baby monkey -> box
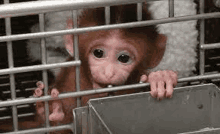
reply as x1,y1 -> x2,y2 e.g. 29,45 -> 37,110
34,4 -> 177,133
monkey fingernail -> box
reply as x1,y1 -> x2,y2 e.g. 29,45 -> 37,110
140,75 -> 148,82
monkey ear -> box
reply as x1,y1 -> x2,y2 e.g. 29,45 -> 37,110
64,34 -> 74,57
148,34 -> 167,68
64,18 -> 74,57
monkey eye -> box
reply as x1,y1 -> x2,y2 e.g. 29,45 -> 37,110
93,48 -> 105,58
117,52 -> 133,64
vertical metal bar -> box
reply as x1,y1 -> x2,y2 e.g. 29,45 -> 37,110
72,10 -> 81,107
73,109 -> 77,134
4,0 -> 18,131
200,0 -> 205,76
82,112 -> 87,134
39,14 -> 50,132
169,0 -> 174,17
105,6 -> 110,24
137,3 -> 142,21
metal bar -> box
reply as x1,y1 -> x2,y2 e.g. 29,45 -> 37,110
0,0 -> 153,18
0,60 -> 80,76
4,0 -> 18,132
39,13 -> 50,132
72,10 -> 81,107
0,113 -> 35,120
4,124 -> 73,134
137,3 -> 142,21
169,0 -> 174,17
73,109 -> 77,134
1,73 -> 220,107
105,6 -> 110,24
199,0 -> 205,76
201,43 -> 220,49
1,12 -> 220,43
82,112 -> 88,134
179,127 -> 220,134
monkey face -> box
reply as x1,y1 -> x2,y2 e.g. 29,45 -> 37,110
88,34 -> 139,87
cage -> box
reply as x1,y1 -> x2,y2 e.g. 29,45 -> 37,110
0,0 -> 220,134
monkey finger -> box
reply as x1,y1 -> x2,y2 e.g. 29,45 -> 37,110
139,74 -> 148,83
51,88 -> 59,98
157,81 -> 166,100
150,81 -> 157,98
36,81 -> 44,89
34,88 -> 43,97
168,70 -> 178,86
164,71 -> 176,98
165,81 -> 174,98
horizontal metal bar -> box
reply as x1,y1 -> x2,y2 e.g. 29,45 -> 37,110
179,127 -> 220,134
1,12 -> 220,43
1,73 -> 220,107
0,60 -> 80,75
0,0 -> 149,18
5,124 -> 73,134
0,113 -> 35,120
177,73 -> 220,83
201,43 -> 220,49
0,83 -> 148,107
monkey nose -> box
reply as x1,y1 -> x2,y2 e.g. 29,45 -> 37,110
104,64 -> 115,79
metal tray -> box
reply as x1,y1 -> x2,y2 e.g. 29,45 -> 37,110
73,84 -> 220,134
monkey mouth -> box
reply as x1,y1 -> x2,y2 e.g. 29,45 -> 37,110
95,82 -> 117,88
93,77 -> 126,88
98,83 -> 113,88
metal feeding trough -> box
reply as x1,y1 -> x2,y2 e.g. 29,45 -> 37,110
73,84 -> 220,134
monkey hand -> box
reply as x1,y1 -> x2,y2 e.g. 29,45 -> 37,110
140,70 -> 177,100
34,83 -> 65,122
34,81 -> 44,97
33,81 -> 46,120
49,88 -> 65,122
